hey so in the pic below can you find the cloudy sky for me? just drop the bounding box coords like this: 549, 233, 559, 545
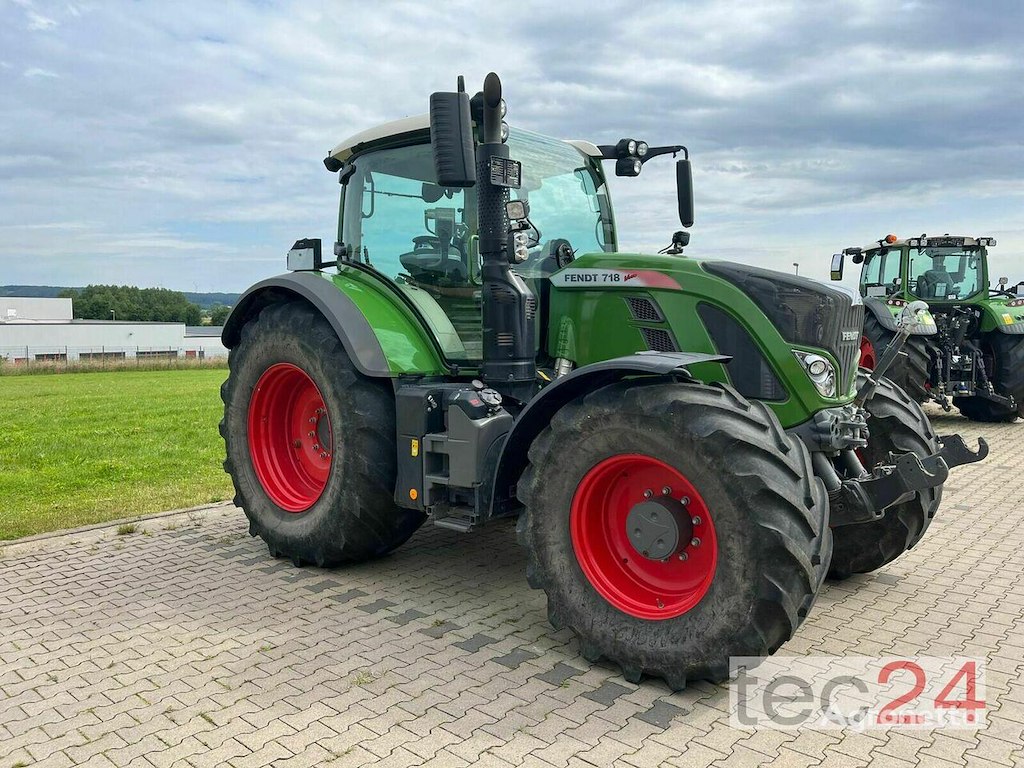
1, 0, 1022, 293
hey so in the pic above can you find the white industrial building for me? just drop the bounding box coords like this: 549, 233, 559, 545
0, 297, 228, 363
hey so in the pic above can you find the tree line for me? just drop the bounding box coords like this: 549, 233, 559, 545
59, 285, 232, 326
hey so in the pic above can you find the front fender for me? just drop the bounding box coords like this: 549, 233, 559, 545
488, 351, 729, 518
864, 296, 938, 335
222, 271, 391, 377
977, 300, 1024, 334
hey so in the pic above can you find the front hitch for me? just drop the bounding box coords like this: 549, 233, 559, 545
932, 434, 988, 470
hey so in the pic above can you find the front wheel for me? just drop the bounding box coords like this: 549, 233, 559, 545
516, 380, 831, 689
220, 301, 425, 567
862, 312, 931, 403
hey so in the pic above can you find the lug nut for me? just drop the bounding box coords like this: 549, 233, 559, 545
293, 440, 302, 449
308, 431, 315, 438
320, 452, 328, 459
309, 417, 316, 424
691, 537, 701, 547
692, 516, 701, 526
662, 486, 672, 495
681, 496, 690, 506
643, 489, 653, 499
678, 552, 688, 561
313, 444, 320, 451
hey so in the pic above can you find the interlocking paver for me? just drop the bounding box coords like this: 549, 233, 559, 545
1, 410, 1021, 767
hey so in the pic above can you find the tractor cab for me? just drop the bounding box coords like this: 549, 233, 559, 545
848, 234, 995, 305
324, 120, 618, 363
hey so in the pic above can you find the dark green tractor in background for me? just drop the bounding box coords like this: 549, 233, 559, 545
221, 74, 985, 689
833, 234, 1024, 422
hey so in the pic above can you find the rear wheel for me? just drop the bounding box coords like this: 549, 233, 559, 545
862, 312, 931, 403
221, 301, 425, 566
953, 333, 1024, 422
516, 379, 831, 689
828, 373, 941, 579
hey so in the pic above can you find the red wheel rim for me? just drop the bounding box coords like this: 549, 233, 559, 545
570, 454, 718, 620
247, 363, 333, 512
860, 335, 877, 370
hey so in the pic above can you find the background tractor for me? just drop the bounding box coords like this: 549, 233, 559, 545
833, 234, 1024, 422
222, 74, 984, 688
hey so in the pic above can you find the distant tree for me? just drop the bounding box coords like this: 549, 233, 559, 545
62, 285, 202, 325
209, 304, 232, 326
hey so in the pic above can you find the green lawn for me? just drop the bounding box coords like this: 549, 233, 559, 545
0, 369, 234, 540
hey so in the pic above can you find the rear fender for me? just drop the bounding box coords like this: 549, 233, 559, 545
222, 272, 391, 377
864, 296, 937, 336
488, 351, 729, 519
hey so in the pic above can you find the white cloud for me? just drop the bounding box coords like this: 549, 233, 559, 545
0, 0, 1021, 291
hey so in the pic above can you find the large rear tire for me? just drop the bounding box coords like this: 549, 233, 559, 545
516, 379, 831, 689
828, 372, 942, 579
862, 312, 931, 403
953, 333, 1024, 422
221, 301, 424, 566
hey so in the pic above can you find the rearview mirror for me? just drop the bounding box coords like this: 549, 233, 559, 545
287, 238, 323, 272
676, 159, 694, 228
998, 276, 1008, 286
830, 253, 844, 281
429, 78, 476, 188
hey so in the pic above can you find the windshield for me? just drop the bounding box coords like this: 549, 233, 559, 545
508, 130, 615, 255
908, 247, 983, 301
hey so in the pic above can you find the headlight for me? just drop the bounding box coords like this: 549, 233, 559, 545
794, 351, 836, 397
626, 139, 637, 156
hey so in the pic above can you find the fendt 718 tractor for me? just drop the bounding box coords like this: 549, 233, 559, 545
834, 234, 1024, 422
221, 74, 986, 688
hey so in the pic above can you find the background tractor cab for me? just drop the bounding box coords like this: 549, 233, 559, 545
832, 233, 1024, 421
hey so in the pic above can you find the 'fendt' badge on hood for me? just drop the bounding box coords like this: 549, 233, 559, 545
549, 268, 681, 290
841, 330, 860, 342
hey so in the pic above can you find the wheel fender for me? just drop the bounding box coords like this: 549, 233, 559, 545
863, 296, 937, 336
222, 272, 391, 377
488, 351, 730, 518
978, 302, 1024, 335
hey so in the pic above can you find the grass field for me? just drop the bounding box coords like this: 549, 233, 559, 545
0, 369, 233, 540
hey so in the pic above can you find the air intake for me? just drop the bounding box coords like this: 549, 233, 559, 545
625, 296, 664, 323
640, 327, 678, 353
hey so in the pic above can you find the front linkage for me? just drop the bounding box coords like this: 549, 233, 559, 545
799, 300, 987, 528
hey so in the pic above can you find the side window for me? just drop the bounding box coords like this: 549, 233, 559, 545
341, 143, 481, 361
860, 251, 901, 296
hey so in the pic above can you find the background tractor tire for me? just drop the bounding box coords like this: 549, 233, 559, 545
516, 379, 831, 689
828, 373, 942, 579
221, 300, 424, 567
953, 333, 1024, 423
862, 312, 931, 403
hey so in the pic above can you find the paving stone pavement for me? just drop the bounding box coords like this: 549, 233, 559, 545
2, 408, 1023, 767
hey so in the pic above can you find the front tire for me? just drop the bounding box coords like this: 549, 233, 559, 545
828, 373, 941, 579
862, 312, 931, 403
516, 379, 830, 689
221, 301, 424, 567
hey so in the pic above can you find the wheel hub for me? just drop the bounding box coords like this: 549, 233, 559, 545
625, 496, 694, 561
570, 454, 718, 620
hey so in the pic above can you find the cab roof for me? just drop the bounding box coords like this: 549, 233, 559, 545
860, 234, 995, 251
327, 114, 601, 163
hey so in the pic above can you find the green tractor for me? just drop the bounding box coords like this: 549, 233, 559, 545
834, 234, 1024, 422
222, 74, 986, 688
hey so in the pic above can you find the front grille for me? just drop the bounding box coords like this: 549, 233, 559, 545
702, 260, 862, 398
698, 303, 786, 400
625, 296, 664, 322
640, 327, 678, 353
836, 303, 864, 394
